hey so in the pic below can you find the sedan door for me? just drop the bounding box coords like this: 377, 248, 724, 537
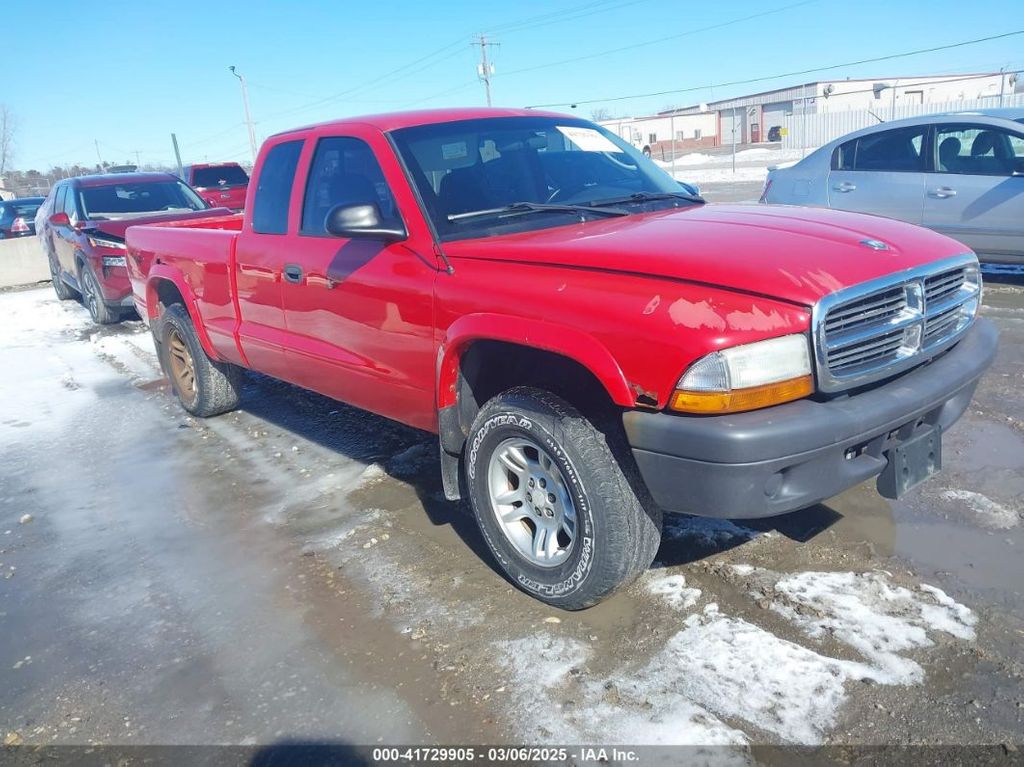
923, 123, 1024, 263
826, 125, 928, 224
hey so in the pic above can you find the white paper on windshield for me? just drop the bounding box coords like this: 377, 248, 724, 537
556, 126, 622, 153
442, 141, 468, 160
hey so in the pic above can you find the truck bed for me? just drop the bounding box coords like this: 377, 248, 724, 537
125, 213, 245, 365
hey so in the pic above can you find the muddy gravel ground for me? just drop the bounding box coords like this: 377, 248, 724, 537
1, 276, 1023, 756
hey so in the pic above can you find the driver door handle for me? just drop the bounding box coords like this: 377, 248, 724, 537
283, 264, 304, 284
928, 187, 957, 198
833, 181, 856, 192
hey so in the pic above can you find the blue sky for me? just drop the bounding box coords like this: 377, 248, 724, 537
4, 0, 1022, 171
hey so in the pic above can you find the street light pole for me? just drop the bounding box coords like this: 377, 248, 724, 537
229, 66, 258, 164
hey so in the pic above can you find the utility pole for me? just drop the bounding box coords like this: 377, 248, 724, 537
134, 150, 141, 168
731, 106, 737, 173
94, 139, 104, 169
171, 133, 184, 179
229, 65, 258, 164
472, 34, 498, 107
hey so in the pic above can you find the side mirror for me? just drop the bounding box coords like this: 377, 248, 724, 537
49, 212, 71, 227
325, 203, 406, 242
1013, 159, 1024, 177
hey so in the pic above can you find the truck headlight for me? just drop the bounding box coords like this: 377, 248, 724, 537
670, 334, 813, 414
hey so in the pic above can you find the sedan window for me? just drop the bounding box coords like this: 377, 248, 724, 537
834, 127, 926, 173
934, 126, 1024, 176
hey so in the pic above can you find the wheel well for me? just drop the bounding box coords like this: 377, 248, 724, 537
449, 340, 617, 450
153, 279, 185, 316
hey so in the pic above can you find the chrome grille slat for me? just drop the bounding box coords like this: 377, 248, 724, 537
813, 254, 980, 393
829, 330, 904, 364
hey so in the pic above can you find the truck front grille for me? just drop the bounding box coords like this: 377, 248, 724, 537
814, 255, 980, 393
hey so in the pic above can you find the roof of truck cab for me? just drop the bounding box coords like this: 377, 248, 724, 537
274, 107, 572, 137
70, 172, 180, 188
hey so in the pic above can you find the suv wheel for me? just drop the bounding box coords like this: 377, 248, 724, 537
78, 261, 119, 324
49, 256, 76, 301
158, 303, 241, 417
464, 387, 661, 610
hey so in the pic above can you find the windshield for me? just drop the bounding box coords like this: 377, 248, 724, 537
191, 165, 249, 188
77, 180, 208, 220
390, 116, 692, 240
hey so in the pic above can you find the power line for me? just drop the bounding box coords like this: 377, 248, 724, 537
487, 0, 655, 35
525, 29, 1024, 108
501, 0, 818, 80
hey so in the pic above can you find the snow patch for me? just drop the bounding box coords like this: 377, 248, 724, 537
661, 605, 873, 743
663, 515, 761, 547
646, 572, 701, 610
940, 489, 1020, 529
493, 632, 749, 750
771, 571, 977, 684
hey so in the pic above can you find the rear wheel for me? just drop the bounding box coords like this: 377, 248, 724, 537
49, 256, 75, 300
78, 261, 119, 324
158, 303, 241, 417
464, 387, 661, 610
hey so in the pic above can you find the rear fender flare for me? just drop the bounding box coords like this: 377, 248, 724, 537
145, 266, 219, 361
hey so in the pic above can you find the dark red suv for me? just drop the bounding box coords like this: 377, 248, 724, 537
182, 162, 249, 212
39, 173, 221, 324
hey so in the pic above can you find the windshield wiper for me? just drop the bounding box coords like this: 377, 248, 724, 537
447, 201, 628, 223
589, 190, 704, 207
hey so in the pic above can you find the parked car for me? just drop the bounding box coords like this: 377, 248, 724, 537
761, 108, 1024, 263
125, 108, 995, 609
182, 162, 249, 211
38, 172, 228, 324
0, 197, 45, 239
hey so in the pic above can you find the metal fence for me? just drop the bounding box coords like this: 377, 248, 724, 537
780, 94, 1024, 151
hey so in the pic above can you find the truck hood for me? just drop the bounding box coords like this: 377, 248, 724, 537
86, 208, 233, 240
443, 204, 971, 307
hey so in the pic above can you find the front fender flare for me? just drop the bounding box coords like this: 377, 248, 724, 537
436, 313, 636, 410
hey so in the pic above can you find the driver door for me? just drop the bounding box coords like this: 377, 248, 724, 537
279, 129, 439, 431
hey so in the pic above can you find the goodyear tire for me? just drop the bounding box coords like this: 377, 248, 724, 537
158, 303, 241, 417
464, 387, 661, 610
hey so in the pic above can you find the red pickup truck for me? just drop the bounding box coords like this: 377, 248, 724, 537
125, 108, 997, 609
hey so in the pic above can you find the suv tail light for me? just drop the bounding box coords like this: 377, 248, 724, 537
11, 217, 30, 234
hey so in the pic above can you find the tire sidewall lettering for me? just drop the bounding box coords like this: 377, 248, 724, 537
467, 407, 596, 600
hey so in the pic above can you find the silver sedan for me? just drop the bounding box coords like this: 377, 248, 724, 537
761, 109, 1024, 263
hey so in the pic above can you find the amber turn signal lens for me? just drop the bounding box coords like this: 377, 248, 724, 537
669, 375, 814, 414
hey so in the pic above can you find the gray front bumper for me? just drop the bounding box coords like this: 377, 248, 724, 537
624, 318, 999, 518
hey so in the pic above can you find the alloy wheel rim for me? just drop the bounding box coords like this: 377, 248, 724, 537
487, 437, 577, 568
82, 272, 98, 318
167, 329, 198, 406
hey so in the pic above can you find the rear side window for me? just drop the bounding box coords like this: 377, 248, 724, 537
252, 140, 303, 234
63, 186, 80, 220
300, 136, 398, 235
192, 165, 249, 188
54, 185, 68, 218
833, 127, 925, 172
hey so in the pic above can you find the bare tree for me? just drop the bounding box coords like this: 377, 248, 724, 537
590, 108, 614, 122
0, 104, 15, 177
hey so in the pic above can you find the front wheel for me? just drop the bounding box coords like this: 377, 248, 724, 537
79, 261, 119, 324
464, 387, 661, 610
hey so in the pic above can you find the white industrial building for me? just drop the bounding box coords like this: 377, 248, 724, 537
599, 71, 1019, 157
